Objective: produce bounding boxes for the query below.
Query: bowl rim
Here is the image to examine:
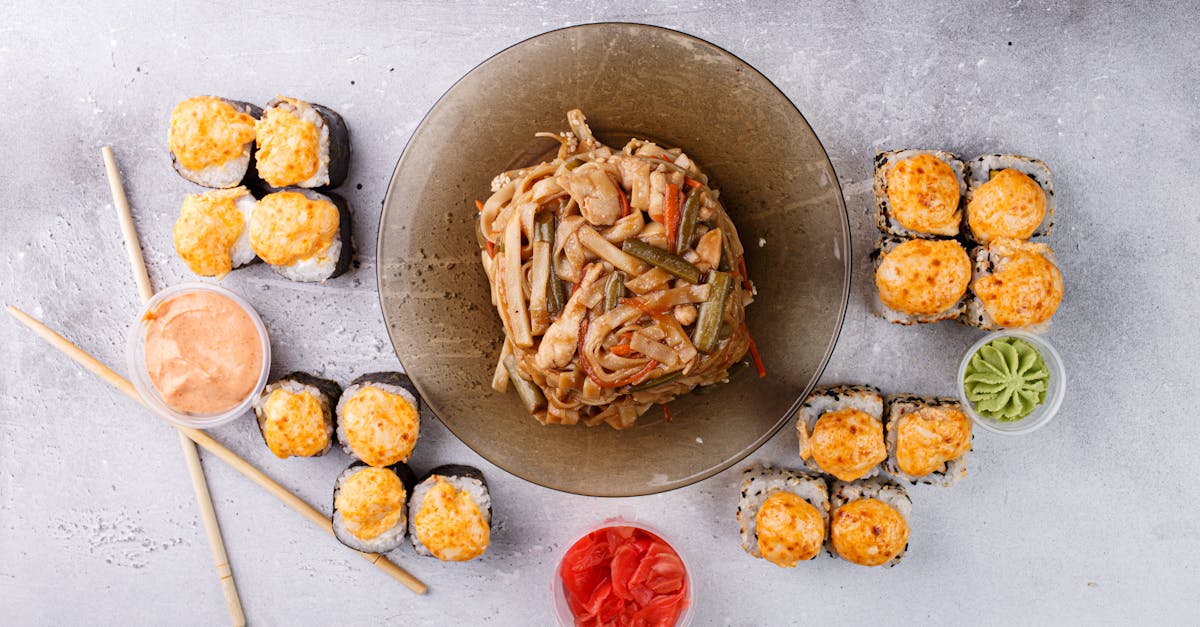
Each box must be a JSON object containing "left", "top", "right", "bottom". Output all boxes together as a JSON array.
[
  {"left": 956, "top": 330, "right": 1066, "bottom": 435},
  {"left": 376, "top": 22, "right": 851, "bottom": 496},
  {"left": 125, "top": 282, "right": 272, "bottom": 430}
]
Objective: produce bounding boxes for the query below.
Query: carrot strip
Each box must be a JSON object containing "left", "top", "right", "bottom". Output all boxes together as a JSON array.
[
  {"left": 663, "top": 183, "right": 681, "bottom": 253},
  {"left": 684, "top": 177, "right": 702, "bottom": 189},
  {"left": 486, "top": 240, "right": 495, "bottom": 257},
  {"left": 744, "top": 323, "right": 766, "bottom": 378},
  {"left": 579, "top": 316, "right": 660, "bottom": 388},
  {"left": 475, "top": 199, "right": 485, "bottom": 212},
  {"left": 737, "top": 255, "right": 753, "bottom": 292},
  {"left": 661, "top": 404, "right": 673, "bottom": 422},
  {"left": 609, "top": 345, "right": 638, "bottom": 357},
  {"left": 617, "top": 185, "right": 631, "bottom": 217}
]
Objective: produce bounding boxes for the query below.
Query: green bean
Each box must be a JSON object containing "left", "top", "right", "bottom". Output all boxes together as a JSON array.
[
  {"left": 504, "top": 355, "right": 546, "bottom": 413},
  {"left": 692, "top": 271, "right": 733, "bottom": 353},
  {"left": 627, "top": 371, "right": 682, "bottom": 392},
  {"left": 603, "top": 271, "right": 625, "bottom": 312},
  {"left": 621, "top": 239, "right": 702, "bottom": 284},
  {"left": 675, "top": 186, "right": 704, "bottom": 252},
  {"left": 533, "top": 211, "right": 555, "bottom": 242}
]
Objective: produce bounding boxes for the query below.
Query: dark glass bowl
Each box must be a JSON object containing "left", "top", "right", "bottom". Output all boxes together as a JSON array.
[{"left": 378, "top": 23, "right": 849, "bottom": 496}]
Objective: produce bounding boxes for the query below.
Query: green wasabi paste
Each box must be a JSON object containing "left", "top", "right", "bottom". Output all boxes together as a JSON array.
[{"left": 963, "top": 337, "right": 1049, "bottom": 421}]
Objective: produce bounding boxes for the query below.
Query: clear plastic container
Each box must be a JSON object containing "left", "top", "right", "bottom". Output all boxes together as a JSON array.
[
  {"left": 552, "top": 518, "right": 694, "bottom": 627},
  {"left": 126, "top": 282, "right": 271, "bottom": 429},
  {"left": 957, "top": 331, "right": 1065, "bottom": 435}
]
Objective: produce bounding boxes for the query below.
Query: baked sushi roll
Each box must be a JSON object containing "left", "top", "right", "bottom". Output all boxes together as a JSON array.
[
  {"left": 828, "top": 478, "right": 911, "bottom": 567},
  {"left": 249, "top": 188, "right": 354, "bottom": 282},
  {"left": 736, "top": 466, "right": 829, "bottom": 568},
  {"left": 408, "top": 465, "right": 492, "bottom": 562},
  {"left": 174, "top": 187, "right": 258, "bottom": 278},
  {"left": 336, "top": 372, "right": 421, "bottom": 468},
  {"left": 797, "top": 385, "right": 887, "bottom": 482},
  {"left": 255, "top": 96, "right": 350, "bottom": 190},
  {"left": 884, "top": 395, "right": 972, "bottom": 486},
  {"left": 168, "top": 96, "right": 261, "bottom": 188},
  {"left": 873, "top": 149, "right": 965, "bottom": 238},
  {"left": 964, "top": 154, "right": 1055, "bottom": 244},
  {"left": 963, "top": 238, "right": 1063, "bottom": 332},
  {"left": 252, "top": 372, "right": 341, "bottom": 459},
  {"left": 332, "top": 461, "right": 416, "bottom": 553},
  {"left": 872, "top": 236, "right": 971, "bottom": 324}
]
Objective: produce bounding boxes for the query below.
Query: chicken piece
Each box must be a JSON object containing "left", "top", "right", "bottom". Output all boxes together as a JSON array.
[
  {"left": 557, "top": 163, "right": 622, "bottom": 226},
  {"left": 673, "top": 304, "right": 698, "bottom": 326},
  {"left": 535, "top": 264, "right": 603, "bottom": 369},
  {"left": 695, "top": 228, "right": 723, "bottom": 269}
]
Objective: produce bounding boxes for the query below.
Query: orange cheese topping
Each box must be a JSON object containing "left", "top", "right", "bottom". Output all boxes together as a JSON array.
[
  {"left": 756, "top": 492, "right": 825, "bottom": 567},
  {"left": 807, "top": 408, "right": 887, "bottom": 481},
  {"left": 168, "top": 96, "right": 256, "bottom": 171},
  {"left": 967, "top": 169, "right": 1047, "bottom": 243},
  {"left": 260, "top": 387, "right": 330, "bottom": 458},
  {"left": 340, "top": 386, "right": 419, "bottom": 467},
  {"left": 831, "top": 498, "right": 909, "bottom": 566},
  {"left": 895, "top": 406, "right": 972, "bottom": 477},
  {"left": 886, "top": 154, "right": 961, "bottom": 236},
  {"left": 174, "top": 187, "right": 248, "bottom": 277},
  {"left": 255, "top": 101, "right": 320, "bottom": 187},
  {"left": 249, "top": 191, "right": 339, "bottom": 266},
  {"left": 143, "top": 291, "right": 263, "bottom": 415},
  {"left": 973, "top": 239, "right": 1063, "bottom": 327},
  {"left": 413, "top": 479, "right": 490, "bottom": 561},
  {"left": 876, "top": 239, "right": 971, "bottom": 315},
  {"left": 335, "top": 467, "right": 407, "bottom": 541}
]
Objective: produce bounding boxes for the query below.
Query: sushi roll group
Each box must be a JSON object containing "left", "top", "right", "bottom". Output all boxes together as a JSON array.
[
  {"left": 963, "top": 238, "right": 1064, "bottom": 331},
  {"left": 409, "top": 465, "right": 492, "bottom": 562},
  {"left": 873, "top": 150, "right": 965, "bottom": 239},
  {"left": 796, "top": 385, "right": 887, "bottom": 482},
  {"left": 249, "top": 188, "right": 354, "bottom": 282},
  {"left": 872, "top": 236, "right": 972, "bottom": 324},
  {"left": 964, "top": 154, "right": 1055, "bottom": 244},
  {"left": 884, "top": 395, "right": 972, "bottom": 486},
  {"left": 332, "top": 462, "right": 416, "bottom": 553},
  {"left": 168, "top": 96, "right": 260, "bottom": 188},
  {"left": 168, "top": 94, "right": 354, "bottom": 283},
  {"left": 828, "top": 478, "right": 912, "bottom": 567},
  {"left": 173, "top": 187, "right": 258, "bottom": 278},
  {"left": 337, "top": 372, "right": 421, "bottom": 468},
  {"left": 255, "top": 96, "right": 351, "bottom": 191},
  {"left": 737, "top": 466, "right": 829, "bottom": 568},
  {"left": 252, "top": 372, "right": 341, "bottom": 459}
]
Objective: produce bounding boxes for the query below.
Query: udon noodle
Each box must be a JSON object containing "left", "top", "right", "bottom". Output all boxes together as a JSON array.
[{"left": 478, "top": 110, "right": 754, "bottom": 429}]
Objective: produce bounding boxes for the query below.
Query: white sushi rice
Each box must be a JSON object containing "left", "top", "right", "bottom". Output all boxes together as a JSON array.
[
  {"left": 331, "top": 465, "right": 408, "bottom": 553},
  {"left": 178, "top": 145, "right": 253, "bottom": 188},
  {"left": 736, "top": 465, "right": 829, "bottom": 561},
  {"left": 962, "top": 240, "right": 1060, "bottom": 332},
  {"left": 872, "top": 149, "right": 966, "bottom": 239},
  {"left": 229, "top": 191, "right": 258, "bottom": 269},
  {"left": 271, "top": 233, "right": 341, "bottom": 282},
  {"left": 828, "top": 478, "right": 912, "bottom": 567},
  {"left": 336, "top": 381, "right": 417, "bottom": 462},
  {"left": 964, "top": 154, "right": 1055, "bottom": 242},
  {"left": 269, "top": 99, "right": 330, "bottom": 189},
  {"left": 884, "top": 394, "right": 970, "bottom": 487},
  {"left": 871, "top": 236, "right": 967, "bottom": 325},
  {"left": 408, "top": 473, "right": 492, "bottom": 558},
  {"left": 251, "top": 378, "right": 334, "bottom": 456},
  {"left": 796, "top": 385, "right": 885, "bottom": 479}
]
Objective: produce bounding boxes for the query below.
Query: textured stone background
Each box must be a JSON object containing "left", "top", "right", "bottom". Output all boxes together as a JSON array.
[{"left": 2, "top": 1, "right": 1197, "bottom": 625}]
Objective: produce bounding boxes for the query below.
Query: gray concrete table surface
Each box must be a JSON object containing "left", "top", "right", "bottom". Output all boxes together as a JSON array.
[{"left": 2, "top": 1, "right": 1196, "bottom": 625}]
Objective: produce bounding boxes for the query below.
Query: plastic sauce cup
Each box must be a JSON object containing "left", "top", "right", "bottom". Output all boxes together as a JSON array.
[
  {"left": 552, "top": 518, "right": 694, "bottom": 627},
  {"left": 957, "top": 330, "right": 1065, "bottom": 436},
  {"left": 126, "top": 282, "right": 271, "bottom": 429}
]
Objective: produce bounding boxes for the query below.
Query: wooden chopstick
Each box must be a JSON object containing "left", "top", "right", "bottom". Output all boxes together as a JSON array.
[
  {"left": 6, "top": 304, "right": 428, "bottom": 595},
  {"left": 101, "top": 146, "right": 246, "bottom": 627}
]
